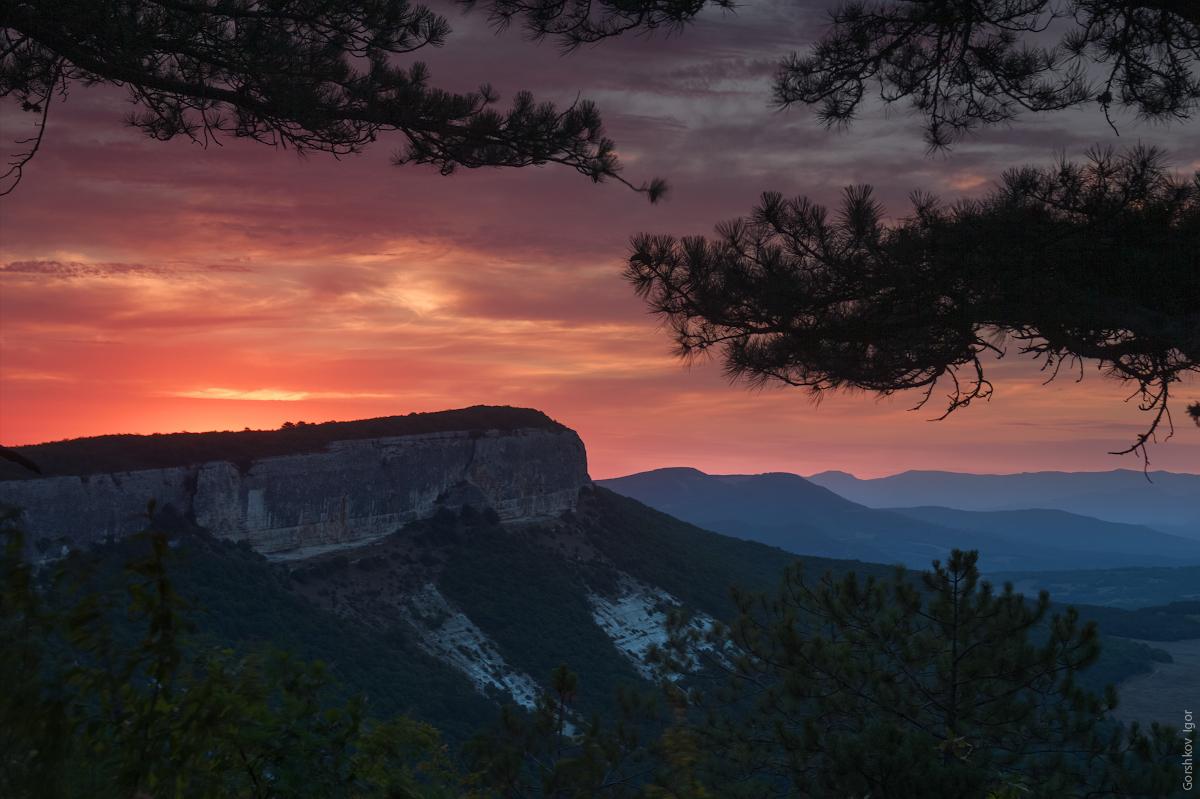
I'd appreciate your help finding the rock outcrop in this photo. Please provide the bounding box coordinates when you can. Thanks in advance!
[0,407,589,556]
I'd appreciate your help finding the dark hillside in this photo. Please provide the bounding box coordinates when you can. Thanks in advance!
[577,488,1171,692]
[990,566,1200,608]
[1074,601,1200,641]
[578,486,890,619]
[60,530,498,741]
[32,486,1172,739]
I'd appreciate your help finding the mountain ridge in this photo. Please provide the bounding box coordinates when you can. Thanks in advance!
[806,468,1199,536]
[1,405,568,480]
[600,467,1200,570]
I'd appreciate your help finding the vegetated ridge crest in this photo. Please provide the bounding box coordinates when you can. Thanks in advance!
[0,405,568,480]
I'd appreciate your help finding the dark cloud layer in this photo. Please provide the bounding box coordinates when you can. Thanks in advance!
[1,0,1197,475]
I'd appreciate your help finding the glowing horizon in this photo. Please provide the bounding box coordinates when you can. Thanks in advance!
[2,3,1197,479]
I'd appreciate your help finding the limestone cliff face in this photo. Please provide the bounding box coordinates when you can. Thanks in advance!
[1,426,589,556]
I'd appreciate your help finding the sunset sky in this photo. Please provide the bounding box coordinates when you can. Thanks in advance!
[1,0,1197,478]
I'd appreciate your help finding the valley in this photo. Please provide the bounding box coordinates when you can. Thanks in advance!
[41,482,1184,739]
[807,469,1200,539]
[3,407,1195,763]
[1111,638,1200,730]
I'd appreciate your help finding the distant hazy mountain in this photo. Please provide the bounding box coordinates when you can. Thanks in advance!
[807,469,1199,538]
[598,467,1200,571]
[888,506,1200,560]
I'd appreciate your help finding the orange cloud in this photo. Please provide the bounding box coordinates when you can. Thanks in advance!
[2,57,1198,477]
[169,388,397,402]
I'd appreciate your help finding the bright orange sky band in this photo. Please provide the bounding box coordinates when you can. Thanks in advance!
[1,5,1197,477]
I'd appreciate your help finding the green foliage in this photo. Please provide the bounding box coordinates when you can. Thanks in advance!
[466,0,727,49]
[1076,601,1200,641]
[463,665,660,798]
[1075,636,1167,694]
[990,565,1200,610]
[98,525,496,740]
[628,148,1200,462]
[436,515,647,716]
[461,0,1199,146]
[3,501,1187,798]
[1,518,457,799]
[571,488,1163,694]
[774,0,1199,147]
[2,2,668,199]
[656,550,1185,798]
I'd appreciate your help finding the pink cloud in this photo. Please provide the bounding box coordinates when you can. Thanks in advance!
[1,3,1198,476]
